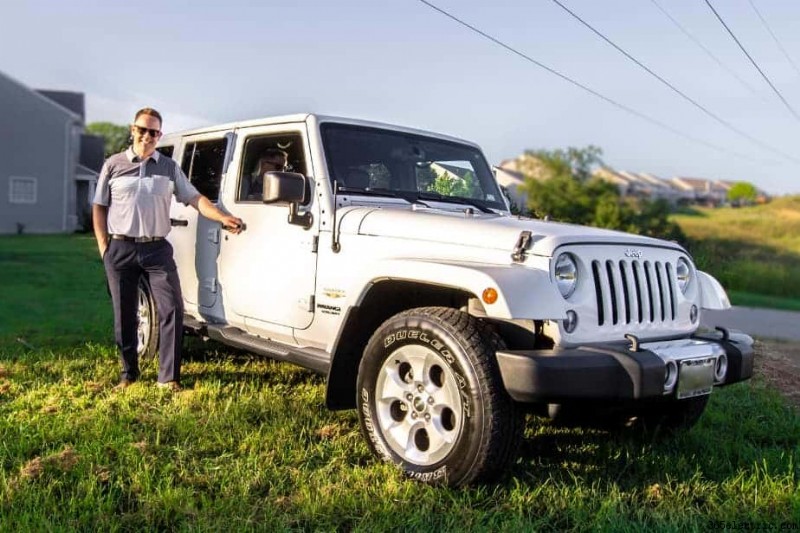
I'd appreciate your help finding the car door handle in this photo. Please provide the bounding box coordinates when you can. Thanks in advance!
[222,222,246,232]
[170,218,189,227]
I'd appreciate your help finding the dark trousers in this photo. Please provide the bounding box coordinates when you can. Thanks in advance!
[103,239,183,383]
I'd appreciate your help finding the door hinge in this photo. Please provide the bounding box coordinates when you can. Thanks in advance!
[308,294,315,313]
[203,277,218,293]
[312,235,319,253]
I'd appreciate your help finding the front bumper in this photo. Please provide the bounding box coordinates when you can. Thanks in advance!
[496,330,754,403]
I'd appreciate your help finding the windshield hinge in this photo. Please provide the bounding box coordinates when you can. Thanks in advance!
[511,231,532,263]
[331,180,341,253]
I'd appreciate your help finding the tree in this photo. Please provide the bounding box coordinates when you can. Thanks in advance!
[522,145,604,183]
[86,122,130,158]
[426,168,480,198]
[727,182,758,205]
[519,146,684,241]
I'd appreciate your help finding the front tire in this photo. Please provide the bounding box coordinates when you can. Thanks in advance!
[136,276,159,367]
[356,307,523,487]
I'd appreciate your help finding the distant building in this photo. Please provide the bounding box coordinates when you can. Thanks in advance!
[494,159,529,212]
[593,168,691,204]
[496,152,772,210]
[670,177,730,206]
[0,70,104,234]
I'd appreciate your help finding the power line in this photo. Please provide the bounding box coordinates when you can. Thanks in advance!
[414,0,771,165]
[649,0,767,103]
[704,0,800,123]
[548,0,800,164]
[747,0,800,80]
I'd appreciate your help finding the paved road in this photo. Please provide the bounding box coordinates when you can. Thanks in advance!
[701,306,800,342]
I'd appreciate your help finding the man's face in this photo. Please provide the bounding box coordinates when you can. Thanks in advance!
[259,157,287,174]
[131,114,162,157]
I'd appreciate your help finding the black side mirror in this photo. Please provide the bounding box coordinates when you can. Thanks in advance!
[262,172,312,229]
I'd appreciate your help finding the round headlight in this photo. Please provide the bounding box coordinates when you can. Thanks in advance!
[554,253,578,298]
[676,257,692,294]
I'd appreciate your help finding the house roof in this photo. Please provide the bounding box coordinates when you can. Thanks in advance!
[75,164,98,177]
[0,69,82,123]
[594,167,633,185]
[671,177,731,194]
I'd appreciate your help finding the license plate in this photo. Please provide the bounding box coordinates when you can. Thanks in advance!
[676,357,715,399]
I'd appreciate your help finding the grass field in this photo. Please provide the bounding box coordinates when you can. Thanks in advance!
[1,235,798,531]
[673,195,800,311]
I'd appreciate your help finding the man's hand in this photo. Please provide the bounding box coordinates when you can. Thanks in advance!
[221,215,244,234]
[193,196,244,234]
[92,204,110,260]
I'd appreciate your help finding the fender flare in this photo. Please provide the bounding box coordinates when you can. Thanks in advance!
[697,270,731,310]
[353,258,567,320]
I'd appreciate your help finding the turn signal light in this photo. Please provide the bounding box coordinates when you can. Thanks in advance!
[482,288,498,305]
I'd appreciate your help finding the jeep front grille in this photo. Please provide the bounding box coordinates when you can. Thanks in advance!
[590,260,677,326]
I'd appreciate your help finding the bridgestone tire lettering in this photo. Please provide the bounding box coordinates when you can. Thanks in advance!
[356,306,524,487]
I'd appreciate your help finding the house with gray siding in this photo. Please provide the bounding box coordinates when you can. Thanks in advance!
[0,70,103,234]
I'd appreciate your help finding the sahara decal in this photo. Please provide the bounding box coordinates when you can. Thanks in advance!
[317,303,342,315]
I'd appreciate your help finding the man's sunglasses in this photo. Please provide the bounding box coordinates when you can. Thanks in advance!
[132,125,161,137]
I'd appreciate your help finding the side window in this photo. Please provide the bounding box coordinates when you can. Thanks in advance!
[156,145,174,158]
[237,133,307,202]
[8,177,37,204]
[181,138,227,202]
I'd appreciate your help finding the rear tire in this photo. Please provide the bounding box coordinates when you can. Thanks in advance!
[136,276,159,368]
[356,306,523,487]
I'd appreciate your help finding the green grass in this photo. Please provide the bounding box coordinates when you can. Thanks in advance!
[728,291,800,312]
[672,196,800,307]
[0,234,110,348]
[1,235,799,531]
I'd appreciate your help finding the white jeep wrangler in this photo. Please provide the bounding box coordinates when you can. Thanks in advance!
[137,114,753,486]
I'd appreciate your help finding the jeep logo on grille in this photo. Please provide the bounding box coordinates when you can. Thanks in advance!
[624,248,643,258]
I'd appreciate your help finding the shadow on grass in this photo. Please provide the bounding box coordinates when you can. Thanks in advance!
[174,337,798,498]
[509,384,799,497]
[136,336,325,389]
[174,336,799,502]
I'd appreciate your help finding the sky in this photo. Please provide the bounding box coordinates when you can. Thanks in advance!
[2,0,799,195]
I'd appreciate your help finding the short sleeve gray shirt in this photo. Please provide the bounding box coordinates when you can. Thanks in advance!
[93,147,200,237]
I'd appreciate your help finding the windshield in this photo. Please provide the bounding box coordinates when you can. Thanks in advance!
[320,123,507,211]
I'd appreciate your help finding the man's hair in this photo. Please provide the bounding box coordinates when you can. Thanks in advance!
[134,107,163,126]
[260,148,288,162]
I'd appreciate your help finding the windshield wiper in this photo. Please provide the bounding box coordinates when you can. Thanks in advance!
[416,191,494,213]
[337,186,431,207]
[338,185,401,198]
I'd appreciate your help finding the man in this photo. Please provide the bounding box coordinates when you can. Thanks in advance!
[243,148,288,199]
[93,107,243,392]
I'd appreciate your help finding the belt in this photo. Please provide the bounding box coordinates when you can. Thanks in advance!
[110,234,166,243]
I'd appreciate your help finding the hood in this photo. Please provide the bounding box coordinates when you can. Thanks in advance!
[336,205,683,257]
